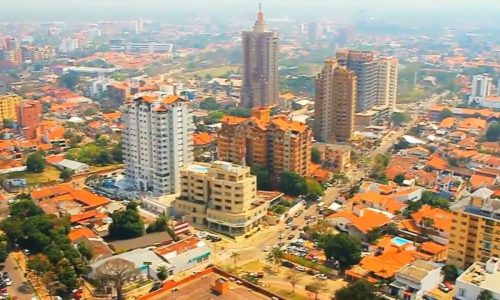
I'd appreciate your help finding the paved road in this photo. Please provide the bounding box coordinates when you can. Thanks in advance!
[4,255,34,300]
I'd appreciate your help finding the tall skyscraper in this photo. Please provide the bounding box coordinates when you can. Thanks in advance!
[337,50,377,112]
[123,94,194,196]
[314,60,357,143]
[471,74,492,98]
[0,94,22,122]
[377,57,399,109]
[240,4,279,109]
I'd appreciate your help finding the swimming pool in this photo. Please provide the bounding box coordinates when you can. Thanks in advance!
[392,236,411,247]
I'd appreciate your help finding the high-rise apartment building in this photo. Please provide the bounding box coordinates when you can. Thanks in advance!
[447,188,500,270]
[16,100,42,140]
[1,38,22,66]
[123,94,193,196]
[314,60,357,143]
[240,4,279,109]
[471,74,492,98]
[377,57,399,109]
[336,50,377,112]
[0,94,22,122]
[336,50,398,112]
[218,107,311,178]
[174,161,270,236]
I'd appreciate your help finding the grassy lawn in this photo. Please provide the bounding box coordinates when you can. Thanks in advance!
[6,165,61,186]
[266,287,309,300]
[186,65,239,78]
[89,164,124,173]
[239,260,264,272]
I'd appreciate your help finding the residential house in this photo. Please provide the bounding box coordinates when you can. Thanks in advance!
[390,260,443,300]
[455,257,500,300]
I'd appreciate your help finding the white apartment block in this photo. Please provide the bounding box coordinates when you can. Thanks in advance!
[455,257,500,300]
[123,94,193,196]
[377,56,399,110]
[469,74,493,106]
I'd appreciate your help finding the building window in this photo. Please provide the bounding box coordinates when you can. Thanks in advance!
[458,288,465,297]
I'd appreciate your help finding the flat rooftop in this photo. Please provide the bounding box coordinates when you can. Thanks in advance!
[458,260,500,292]
[139,268,283,300]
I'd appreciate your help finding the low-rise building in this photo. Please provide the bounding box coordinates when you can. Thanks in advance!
[153,237,210,274]
[455,257,500,300]
[390,260,443,300]
[174,161,270,237]
[322,144,351,172]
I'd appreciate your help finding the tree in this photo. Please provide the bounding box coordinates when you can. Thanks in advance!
[271,247,283,270]
[391,112,410,126]
[28,254,51,276]
[77,242,94,261]
[385,223,399,236]
[311,147,322,164]
[26,152,46,173]
[486,121,500,142]
[286,271,299,293]
[95,258,139,300]
[9,199,43,218]
[59,169,75,182]
[206,111,225,124]
[230,252,241,269]
[318,233,361,269]
[156,265,169,281]
[477,290,495,300]
[306,179,324,198]
[305,281,325,300]
[393,173,406,186]
[2,118,14,129]
[335,279,383,300]
[111,143,123,162]
[251,165,271,190]
[365,227,383,244]
[199,97,220,111]
[439,108,453,121]
[57,258,79,291]
[442,264,459,282]
[146,213,175,239]
[58,71,80,90]
[279,171,307,196]
[0,236,7,263]
[108,203,144,240]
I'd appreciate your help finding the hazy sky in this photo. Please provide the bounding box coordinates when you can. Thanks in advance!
[1,0,500,27]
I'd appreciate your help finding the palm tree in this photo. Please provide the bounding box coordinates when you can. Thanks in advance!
[286,271,299,293]
[271,247,283,270]
[265,252,274,268]
[156,265,169,281]
[230,252,241,269]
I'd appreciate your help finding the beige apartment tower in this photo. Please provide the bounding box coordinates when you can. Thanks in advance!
[447,188,500,270]
[377,57,399,109]
[240,4,279,109]
[174,161,270,236]
[314,60,357,143]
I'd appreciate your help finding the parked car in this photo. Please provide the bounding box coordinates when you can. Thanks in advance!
[315,274,328,280]
[281,261,295,268]
[438,283,450,293]
[295,265,307,272]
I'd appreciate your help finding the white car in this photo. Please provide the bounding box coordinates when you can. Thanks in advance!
[315,274,328,280]
[295,266,306,272]
[4,278,12,286]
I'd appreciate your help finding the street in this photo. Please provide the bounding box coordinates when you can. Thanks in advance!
[4,255,34,300]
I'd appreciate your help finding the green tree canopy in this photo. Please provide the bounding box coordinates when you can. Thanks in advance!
[393,173,406,186]
[77,242,94,261]
[9,199,43,218]
[477,290,495,300]
[306,179,324,197]
[442,264,459,282]
[335,279,384,300]
[486,121,500,142]
[108,203,144,240]
[60,169,75,182]
[199,97,220,111]
[26,152,46,173]
[58,71,80,90]
[2,118,14,129]
[439,108,453,121]
[146,212,175,239]
[311,147,322,164]
[279,171,307,196]
[318,233,361,269]
[391,112,411,126]
[251,165,272,190]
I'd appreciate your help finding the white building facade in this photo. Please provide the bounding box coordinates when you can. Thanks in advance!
[123,94,193,196]
[468,74,493,106]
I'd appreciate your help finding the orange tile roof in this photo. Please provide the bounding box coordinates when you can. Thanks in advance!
[192,132,213,146]
[69,189,111,208]
[486,156,500,167]
[450,149,478,159]
[427,154,448,171]
[352,210,391,233]
[31,183,74,200]
[420,241,447,255]
[358,250,417,279]
[45,154,65,165]
[411,205,452,233]
[154,237,200,256]
[70,210,108,223]
[102,111,122,121]
[386,165,407,181]
[222,115,248,126]
[68,227,97,242]
[481,142,500,152]
[398,219,421,234]
[470,171,497,189]
[271,116,307,133]
[458,118,486,130]
[439,117,455,129]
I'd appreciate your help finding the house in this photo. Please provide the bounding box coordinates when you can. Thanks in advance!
[109,232,173,253]
[153,237,211,274]
[390,260,443,300]
[427,154,448,171]
[418,241,448,262]
[326,207,392,241]
[192,132,216,162]
[90,248,173,281]
[68,226,113,262]
[469,171,498,190]
[401,146,430,159]
[455,257,500,300]
[392,187,423,202]
[402,205,452,245]
[350,192,406,214]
